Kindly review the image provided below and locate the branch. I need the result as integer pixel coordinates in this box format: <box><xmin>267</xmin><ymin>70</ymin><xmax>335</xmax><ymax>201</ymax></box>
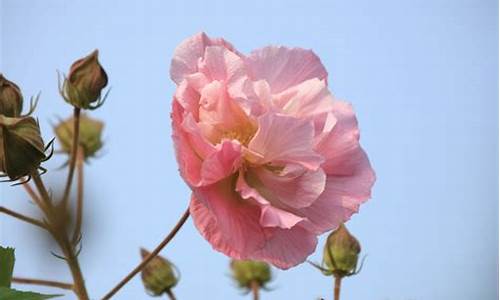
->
<box><xmin>12</xmin><ymin>277</ymin><xmax>73</xmax><ymax>290</ymax></box>
<box><xmin>101</xmin><ymin>208</ymin><xmax>190</xmax><ymax>300</ymax></box>
<box><xmin>0</xmin><ymin>206</ymin><xmax>46</xmax><ymax>229</ymax></box>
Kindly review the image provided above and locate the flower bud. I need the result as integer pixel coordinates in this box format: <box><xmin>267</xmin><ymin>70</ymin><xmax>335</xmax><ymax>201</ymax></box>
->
<box><xmin>230</xmin><ymin>259</ymin><xmax>272</xmax><ymax>290</ymax></box>
<box><xmin>0</xmin><ymin>116</ymin><xmax>50</xmax><ymax>180</ymax></box>
<box><xmin>0</xmin><ymin>74</ymin><xmax>23</xmax><ymax>117</ymax></box>
<box><xmin>54</xmin><ymin>115</ymin><xmax>103</xmax><ymax>160</ymax></box>
<box><xmin>322</xmin><ymin>224</ymin><xmax>361</xmax><ymax>277</ymax></box>
<box><xmin>61</xmin><ymin>50</ymin><xmax>108</xmax><ymax>109</ymax></box>
<box><xmin>140</xmin><ymin>248</ymin><xmax>179</xmax><ymax>296</ymax></box>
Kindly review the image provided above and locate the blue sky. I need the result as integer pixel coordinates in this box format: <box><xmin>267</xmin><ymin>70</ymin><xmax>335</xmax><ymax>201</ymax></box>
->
<box><xmin>0</xmin><ymin>0</ymin><xmax>498</xmax><ymax>299</ymax></box>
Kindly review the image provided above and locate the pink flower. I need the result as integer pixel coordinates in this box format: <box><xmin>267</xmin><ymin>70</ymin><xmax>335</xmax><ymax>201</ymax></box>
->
<box><xmin>170</xmin><ymin>33</ymin><xmax>375</xmax><ymax>269</ymax></box>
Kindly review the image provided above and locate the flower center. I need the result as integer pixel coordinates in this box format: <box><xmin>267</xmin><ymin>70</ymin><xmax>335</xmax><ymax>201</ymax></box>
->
<box><xmin>220</xmin><ymin>125</ymin><xmax>257</xmax><ymax>146</ymax></box>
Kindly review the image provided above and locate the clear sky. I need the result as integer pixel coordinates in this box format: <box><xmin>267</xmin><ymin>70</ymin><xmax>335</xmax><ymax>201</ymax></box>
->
<box><xmin>0</xmin><ymin>0</ymin><xmax>498</xmax><ymax>299</ymax></box>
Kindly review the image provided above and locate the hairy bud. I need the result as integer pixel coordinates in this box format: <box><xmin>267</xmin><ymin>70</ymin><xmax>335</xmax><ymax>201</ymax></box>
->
<box><xmin>0</xmin><ymin>116</ymin><xmax>52</xmax><ymax>180</ymax></box>
<box><xmin>140</xmin><ymin>248</ymin><xmax>179</xmax><ymax>296</ymax></box>
<box><xmin>60</xmin><ymin>50</ymin><xmax>108</xmax><ymax>109</ymax></box>
<box><xmin>0</xmin><ymin>74</ymin><xmax>23</xmax><ymax>117</ymax></box>
<box><xmin>230</xmin><ymin>259</ymin><xmax>272</xmax><ymax>291</ymax></box>
<box><xmin>54</xmin><ymin>114</ymin><xmax>103</xmax><ymax>160</ymax></box>
<box><xmin>322</xmin><ymin>224</ymin><xmax>361</xmax><ymax>277</ymax></box>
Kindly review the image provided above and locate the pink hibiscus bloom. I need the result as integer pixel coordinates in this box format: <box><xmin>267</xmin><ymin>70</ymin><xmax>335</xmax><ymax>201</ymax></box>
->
<box><xmin>170</xmin><ymin>33</ymin><xmax>375</xmax><ymax>269</ymax></box>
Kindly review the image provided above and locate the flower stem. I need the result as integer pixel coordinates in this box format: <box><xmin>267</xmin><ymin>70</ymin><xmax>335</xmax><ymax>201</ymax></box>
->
<box><xmin>30</xmin><ymin>171</ymin><xmax>90</xmax><ymax>300</ymax></box>
<box><xmin>251</xmin><ymin>281</ymin><xmax>260</xmax><ymax>300</ymax></box>
<box><xmin>165</xmin><ymin>289</ymin><xmax>177</xmax><ymax>300</ymax></box>
<box><xmin>100</xmin><ymin>208</ymin><xmax>190</xmax><ymax>300</ymax></box>
<box><xmin>334</xmin><ymin>275</ymin><xmax>342</xmax><ymax>300</ymax></box>
<box><xmin>62</xmin><ymin>107</ymin><xmax>81</xmax><ymax>208</ymax></box>
<box><xmin>71</xmin><ymin>146</ymin><xmax>85</xmax><ymax>244</ymax></box>
<box><xmin>12</xmin><ymin>277</ymin><xmax>73</xmax><ymax>290</ymax></box>
<box><xmin>0</xmin><ymin>206</ymin><xmax>46</xmax><ymax>229</ymax></box>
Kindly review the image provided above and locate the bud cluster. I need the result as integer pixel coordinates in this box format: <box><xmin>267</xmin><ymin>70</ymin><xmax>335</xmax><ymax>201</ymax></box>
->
<box><xmin>0</xmin><ymin>75</ymin><xmax>51</xmax><ymax>181</ymax></box>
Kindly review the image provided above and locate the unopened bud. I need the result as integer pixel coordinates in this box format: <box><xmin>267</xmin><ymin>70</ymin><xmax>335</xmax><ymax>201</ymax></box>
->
<box><xmin>0</xmin><ymin>74</ymin><xmax>23</xmax><ymax>117</ymax></box>
<box><xmin>60</xmin><ymin>50</ymin><xmax>108</xmax><ymax>109</ymax></box>
<box><xmin>54</xmin><ymin>115</ymin><xmax>103</xmax><ymax>160</ymax></box>
<box><xmin>230</xmin><ymin>259</ymin><xmax>272</xmax><ymax>290</ymax></box>
<box><xmin>0</xmin><ymin>116</ymin><xmax>51</xmax><ymax>180</ymax></box>
<box><xmin>323</xmin><ymin>224</ymin><xmax>361</xmax><ymax>277</ymax></box>
<box><xmin>140</xmin><ymin>248</ymin><xmax>179</xmax><ymax>296</ymax></box>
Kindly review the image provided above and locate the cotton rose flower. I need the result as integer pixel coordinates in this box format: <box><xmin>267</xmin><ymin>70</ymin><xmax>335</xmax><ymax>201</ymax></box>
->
<box><xmin>170</xmin><ymin>33</ymin><xmax>375</xmax><ymax>269</ymax></box>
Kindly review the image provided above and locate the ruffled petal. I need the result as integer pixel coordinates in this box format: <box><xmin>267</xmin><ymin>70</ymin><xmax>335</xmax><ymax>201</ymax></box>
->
<box><xmin>250</xmin><ymin>226</ymin><xmax>318</xmax><ymax>269</ymax></box>
<box><xmin>299</xmin><ymin>150</ymin><xmax>375</xmax><ymax>234</ymax></box>
<box><xmin>273</xmin><ymin>78</ymin><xmax>334</xmax><ymax>119</ymax></box>
<box><xmin>192</xmin><ymin>178</ymin><xmax>266</xmax><ymax>257</ymax></box>
<box><xmin>170</xmin><ymin>32</ymin><xmax>240</xmax><ymax>84</ymax></box>
<box><xmin>250</xmin><ymin>165</ymin><xmax>326</xmax><ymax>209</ymax></box>
<box><xmin>171</xmin><ymin>101</ymin><xmax>203</xmax><ymax>187</ymax></box>
<box><xmin>248</xmin><ymin>112</ymin><xmax>323</xmax><ymax>170</ymax></box>
<box><xmin>245</xmin><ymin>46</ymin><xmax>328</xmax><ymax>93</ymax></box>
<box><xmin>236</xmin><ymin>171</ymin><xmax>304</xmax><ymax>229</ymax></box>
<box><xmin>199</xmin><ymin>140</ymin><xmax>242</xmax><ymax>186</ymax></box>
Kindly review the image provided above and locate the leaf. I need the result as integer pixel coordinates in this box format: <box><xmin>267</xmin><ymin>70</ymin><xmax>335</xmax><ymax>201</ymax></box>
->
<box><xmin>0</xmin><ymin>247</ymin><xmax>15</xmax><ymax>287</ymax></box>
<box><xmin>0</xmin><ymin>287</ymin><xmax>61</xmax><ymax>299</ymax></box>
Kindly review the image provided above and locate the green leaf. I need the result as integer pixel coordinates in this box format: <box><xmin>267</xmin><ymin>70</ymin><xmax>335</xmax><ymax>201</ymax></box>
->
<box><xmin>0</xmin><ymin>287</ymin><xmax>61</xmax><ymax>299</ymax></box>
<box><xmin>0</xmin><ymin>247</ymin><xmax>15</xmax><ymax>287</ymax></box>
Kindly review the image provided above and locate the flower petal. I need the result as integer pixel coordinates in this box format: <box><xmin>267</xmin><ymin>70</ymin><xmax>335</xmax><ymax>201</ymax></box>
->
<box><xmin>192</xmin><ymin>178</ymin><xmax>266</xmax><ymax>257</ymax></box>
<box><xmin>199</xmin><ymin>140</ymin><xmax>242</xmax><ymax>186</ymax></box>
<box><xmin>236</xmin><ymin>171</ymin><xmax>304</xmax><ymax>229</ymax></box>
<box><xmin>248</xmin><ymin>112</ymin><xmax>323</xmax><ymax>169</ymax></box>
<box><xmin>170</xmin><ymin>32</ymin><xmax>240</xmax><ymax>84</ymax></box>
<box><xmin>273</xmin><ymin>78</ymin><xmax>334</xmax><ymax>119</ymax></box>
<box><xmin>250</xmin><ymin>165</ymin><xmax>326</xmax><ymax>209</ymax></box>
<box><xmin>250</xmin><ymin>226</ymin><xmax>318</xmax><ymax>269</ymax></box>
<box><xmin>300</xmin><ymin>150</ymin><xmax>375</xmax><ymax>234</ymax></box>
<box><xmin>246</xmin><ymin>46</ymin><xmax>328</xmax><ymax>93</ymax></box>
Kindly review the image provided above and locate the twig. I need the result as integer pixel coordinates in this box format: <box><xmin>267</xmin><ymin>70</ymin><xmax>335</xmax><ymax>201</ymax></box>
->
<box><xmin>0</xmin><ymin>206</ymin><xmax>46</xmax><ymax>229</ymax></box>
<box><xmin>101</xmin><ymin>208</ymin><xmax>190</xmax><ymax>300</ymax></box>
<box><xmin>12</xmin><ymin>277</ymin><xmax>73</xmax><ymax>290</ymax></box>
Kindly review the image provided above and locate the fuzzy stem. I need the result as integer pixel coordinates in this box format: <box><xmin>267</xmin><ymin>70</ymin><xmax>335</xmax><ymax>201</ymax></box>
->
<box><xmin>0</xmin><ymin>206</ymin><xmax>46</xmax><ymax>229</ymax></box>
<box><xmin>334</xmin><ymin>276</ymin><xmax>342</xmax><ymax>300</ymax></box>
<box><xmin>12</xmin><ymin>277</ymin><xmax>73</xmax><ymax>290</ymax></box>
<box><xmin>251</xmin><ymin>281</ymin><xmax>260</xmax><ymax>300</ymax></box>
<box><xmin>71</xmin><ymin>146</ymin><xmax>84</xmax><ymax>244</ymax></box>
<box><xmin>62</xmin><ymin>107</ymin><xmax>81</xmax><ymax>208</ymax></box>
<box><xmin>31</xmin><ymin>171</ymin><xmax>89</xmax><ymax>300</ymax></box>
<box><xmin>101</xmin><ymin>208</ymin><xmax>190</xmax><ymax>300</ymax></box>
<box><xmin>165</xmin><ymin>289</ymin><xmax>177</xmax><ymax>300</ymax></box>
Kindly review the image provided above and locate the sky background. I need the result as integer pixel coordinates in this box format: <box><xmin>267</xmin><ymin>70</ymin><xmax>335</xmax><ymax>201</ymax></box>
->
<box><xmin>0</xmin><ymin>0</ymin><xmax>498</xmax><ymax>299</ymax></box>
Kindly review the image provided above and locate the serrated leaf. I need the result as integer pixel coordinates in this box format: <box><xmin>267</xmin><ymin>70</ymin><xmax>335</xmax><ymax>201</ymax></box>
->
<box><xmin>0</xmin><ymin>287</ymin><xmax>61</xmax><ymax>299</ymax></box>
<box><xmin>0</xmin><ymin>247</ymin><xmax>15</xmax><ymax>287</ymax></box>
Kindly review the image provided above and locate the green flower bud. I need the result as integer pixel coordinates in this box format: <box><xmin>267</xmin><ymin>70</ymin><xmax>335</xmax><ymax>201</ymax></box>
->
<box><xmin>140</xmin><ymin>248</ymin><xmax>179</xmax><ymax>296</ymax></box>
<box><xmin>323</xmin><ymin>224</ymin><xmax>361</xmax><ymax>277</ymax></box>
<box><xmin>60</xmin><ymin>50</ymin><xmax>108</xmax><ymax>109</ymax></box>
<box><xmin>0</xmin><ymin>74</ymin><xmax>23</xmax><ymax>117</ymax></box>
<box><xmin>230</xmin><ymin>259</ymin><xmax>272</xmax><ymax>290</ymax></box>
<box><xmin>0</xmin><ymin>116</ymin><xmax>51</xmax><ymax>180</ymax></box>
<box><xmin>54</xmin><ymin>115</ymin><xmax>104</xmax><ymax>160</ymax></box>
